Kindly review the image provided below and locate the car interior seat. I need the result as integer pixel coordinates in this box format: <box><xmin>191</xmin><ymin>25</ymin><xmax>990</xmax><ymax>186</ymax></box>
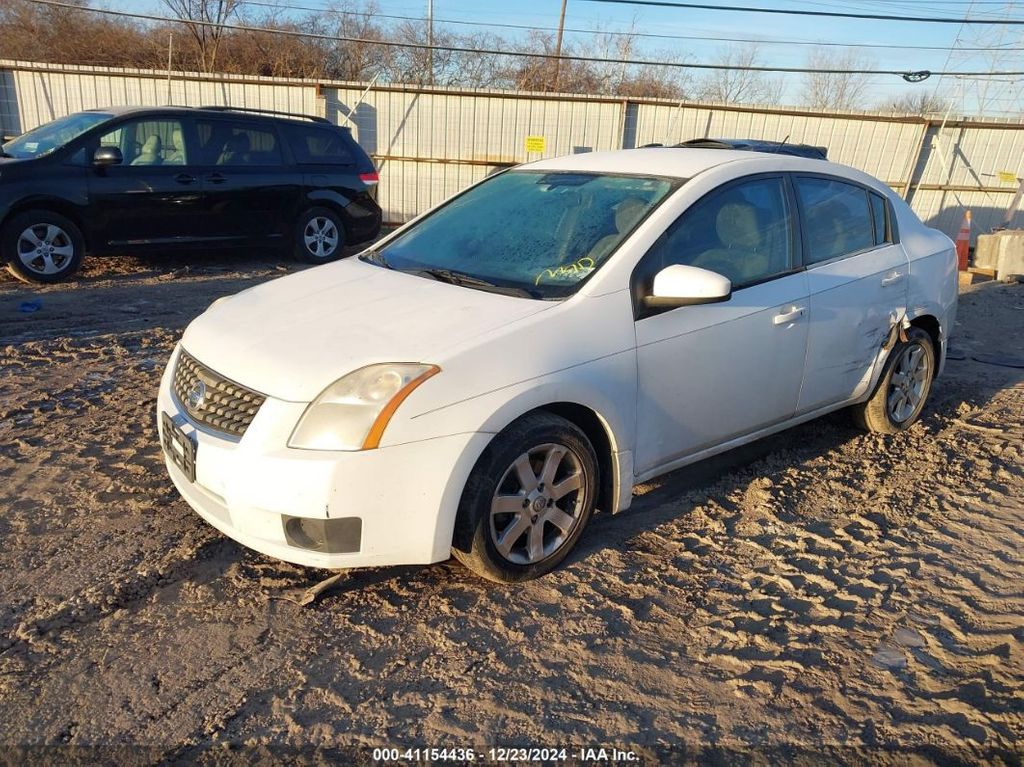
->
<box><xmin>690</xmin><ymin>201</ymin><xmax>769</xmax><ymax>285</ymax></box>
<box><xmin>587</xmin><ymin>197</ymin><xmax>648</xmax><ymax>261</ymax></box>
<box><xmin>162</xmin><ymin>128</ymin><xmax>186</xmax><ymax>165</ymax></box>
<box><xmin>805</xmin><ymin>201</ymin><xmax>850</xmax><ymax>262</ymax></box>
<box><xmin>131</xmin><ymin>135</ymin><xmax>163</xmax><ymax>166</ymax></box>
<box><xmin>217</xmin><ymin>133</ymin><xmax>250</xmax><ymax>165</ymax></box>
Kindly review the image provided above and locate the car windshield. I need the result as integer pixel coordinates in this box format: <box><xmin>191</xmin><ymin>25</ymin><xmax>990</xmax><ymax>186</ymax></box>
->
<box><xmin>2</xmin><ymin>111</ymin><xmax>113</xmax><ymax>159</ymax></box>
<box><xmin>367</xmin><ymin>170</ymin><xmax>678</xmax><ymax>299</ymax></box>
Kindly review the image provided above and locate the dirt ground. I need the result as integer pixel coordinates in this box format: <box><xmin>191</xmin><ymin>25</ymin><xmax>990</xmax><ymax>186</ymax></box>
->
<box><xmin>0</xmin><ymin>251</ymin><xmax>1021</xmax><ymax>765</ymax></box>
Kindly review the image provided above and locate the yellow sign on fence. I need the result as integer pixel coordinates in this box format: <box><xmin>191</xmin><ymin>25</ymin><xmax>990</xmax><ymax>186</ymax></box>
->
<box><xmin>998</xmin><ymin>171</ymin><xmax>1019</xmax><ymax>184</ymax></box>
<box><xmin>525</xmin><ymin>135</ymin><xmax>546</xmax><ymax>154</ymax></box>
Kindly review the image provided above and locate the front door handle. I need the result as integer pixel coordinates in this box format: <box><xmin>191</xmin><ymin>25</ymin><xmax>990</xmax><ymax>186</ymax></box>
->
<box><xmin>881</xmin><ymin>271</ymin><xmax>906</xmax><ymax>287</ymax></box>
<box><xmin>205</xmin><ymin>172</ymin><xmax>227</xmax><ymax>184</ymax></box>
<box><xmin>773</xmin><ymin>306</ymin><xmax>806</xmax><ymax>325</ymax></box>
<box><xmin>174</xmin><ymin>173</ymin><xmax>197</xmax><ymax>185</ymax></box>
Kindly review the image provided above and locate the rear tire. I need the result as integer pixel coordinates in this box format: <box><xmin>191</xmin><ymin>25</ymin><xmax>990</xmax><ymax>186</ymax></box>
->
<box><xmin>293</xmin><ymin>207</ymin><xmax>347</xmax><ymax>264</ymax></box>
<box><xmin>853</xmin><ymin>327</ymin><xmax>935</xmax><ymax>434</ymax></box>
<box><xmin>2</xmin><ymin>210</ymin><xmax>85</xmax><ymax>283</ymax></box>
<box><xmin>452</xmin><ymin>412</ymin><xmax>599</xmax><ymax>583</ymax></box>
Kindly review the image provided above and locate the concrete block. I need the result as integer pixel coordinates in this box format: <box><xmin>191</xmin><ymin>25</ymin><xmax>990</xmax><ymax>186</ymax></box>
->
<box><xmin>974</xmin><ymin>234</ymin><xmax>1001</xmax><ymax>270</ymax></box>
<box><xmin>975</xmin><ymin>231</ymin><xmax>1024</xmax><ymax>280</ymax></box>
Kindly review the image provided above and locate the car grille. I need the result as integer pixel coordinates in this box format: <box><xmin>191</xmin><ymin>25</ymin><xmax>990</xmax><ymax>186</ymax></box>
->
<box><xmin>172</xmin><ymin>348</ymin><xmax>265</xmax><ymax>438</ymax></box>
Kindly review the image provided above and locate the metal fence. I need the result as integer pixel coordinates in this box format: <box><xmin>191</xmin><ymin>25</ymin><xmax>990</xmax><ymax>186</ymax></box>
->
<box><xmin>2</xmin><ymin>59</ymin><xmax>1022</xmax><ymax>240</ymax></box>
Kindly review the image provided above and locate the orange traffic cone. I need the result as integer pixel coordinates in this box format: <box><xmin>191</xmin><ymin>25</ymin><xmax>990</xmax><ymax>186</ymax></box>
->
<box><xmin>955</xmin><ymin>210</ymin><xmax>971</xmax><ymax>271</ymax></box>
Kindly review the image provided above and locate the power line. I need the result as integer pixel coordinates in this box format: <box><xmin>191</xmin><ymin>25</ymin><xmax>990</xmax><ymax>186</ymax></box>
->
<box><xmin>227</xmin><ymin>0</ymin><xmax>1019</xmax><ymax>53</ymax></box>
<box><xmin>579</xmin><ymin>0</ymin><xmax>1024</xmax><ymax>24</ymax></box>
<box><xmin>20</xmin><ymin>0</ymin><xmax>1024</xmax><ymax>78</ymax></box>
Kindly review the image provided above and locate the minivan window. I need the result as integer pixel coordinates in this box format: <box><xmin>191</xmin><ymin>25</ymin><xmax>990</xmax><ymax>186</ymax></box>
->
<box><xmin>197</xmin><ymin>120</ymin><xmax>282</xmax><ymax>166</ymax></box>
<box><xmin>288</xmin><ymin>126</ymin><xmax>355</xmax><ymax>165</ymax></box>
<box><xmin>97</xmin><ymin>119</ymin><xmax>188</xmax><ymax>166</ymax></box>
<box><xmin>641</xmin><ymin>176</ymin><xmax>795</xmax><ymax>288</ymax></box>
<box><xmin>371</xmin><ymin>171</ymin><xmax>676</xmax><ymax>299</ymax></box>
<box><xmin>796</xmin><ymin>177</ymin><xmax>875</xmax><ymax>264</ymax></box>
<box><xmin>2</xmin><ymin>111</ymin><xmax>112</xmax><ymax>159</ymax></box>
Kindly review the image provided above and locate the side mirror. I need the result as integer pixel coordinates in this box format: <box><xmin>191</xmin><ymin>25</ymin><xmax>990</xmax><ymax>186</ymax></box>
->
<box><xmin>644</xmin><ymin>264</ymin><xmax>732</xmax><ymax>308</ymax></box>
<box><xmin>92</xmin><ymin>146</ymin><xmax>123</xmax><ymax>167</ymax></box>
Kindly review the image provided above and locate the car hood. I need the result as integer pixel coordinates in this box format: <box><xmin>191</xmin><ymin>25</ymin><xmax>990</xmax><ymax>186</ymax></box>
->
<box><xmin>180</xmin><ymin>258</ymin><xmax>555</xmax><ymax>402</ymax></box>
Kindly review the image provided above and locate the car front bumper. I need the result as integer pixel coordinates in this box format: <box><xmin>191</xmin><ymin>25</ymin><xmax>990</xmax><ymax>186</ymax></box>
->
<box><xmin>156</xmin><ymin>352</ymin><xmax>489</xmax><ymax>569</ymax></box>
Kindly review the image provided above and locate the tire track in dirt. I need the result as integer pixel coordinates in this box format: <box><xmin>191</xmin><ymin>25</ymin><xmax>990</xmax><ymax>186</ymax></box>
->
<box><xmin>0</xmin><ymin>268</ymin><xmax>1021</xmax><ymax>760</ymax></box>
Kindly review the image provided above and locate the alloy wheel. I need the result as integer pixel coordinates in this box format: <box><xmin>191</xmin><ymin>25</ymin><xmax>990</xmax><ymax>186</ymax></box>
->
<box><xmin>489</xmin><ymin>442</ymin><xmax>587</xmax><ymax>565</ymax></box>
<box><xmin>303</xmin><ymin>216</ymin><xmax>340</xmax><ymax>259</ymax></box>
<box><xmin>17</xmin><ymin>224</ymin><xmax>74</xmax><ymax>275</ymax></box>
<box><xmin>887</xmin><ymin>343</ymin><xmax>930</xmax><ymax>423</ymax></box>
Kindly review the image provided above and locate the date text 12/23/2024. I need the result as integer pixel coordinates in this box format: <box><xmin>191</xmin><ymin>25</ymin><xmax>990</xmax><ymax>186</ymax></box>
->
<box><xmin>373</xmin><ymin>746</ymin><xmax>640</xmax><ymax>762</ymax></box>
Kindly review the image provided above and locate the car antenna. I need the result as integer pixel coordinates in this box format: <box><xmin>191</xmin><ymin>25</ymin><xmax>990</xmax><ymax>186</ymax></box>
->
<box><xmin>775</xmin><ymin>135</ymin><xmax>791</xmax><ymax>153</ymax></box>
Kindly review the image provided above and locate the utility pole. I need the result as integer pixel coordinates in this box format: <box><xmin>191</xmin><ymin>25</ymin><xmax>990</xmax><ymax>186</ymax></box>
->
<box><xmin>427</xmin><ymin>0</ymin><xmax>434</xmax><ymax>86</ymax></box>
<box><xmin>166</xmin><ymin>34</ymin><xmax>174</xmax><ymax>104</ymax></box>
<box><xmin>553</xmin><ymin>0</ymin><xmax>567</xmax><ymax>92</ymax></box>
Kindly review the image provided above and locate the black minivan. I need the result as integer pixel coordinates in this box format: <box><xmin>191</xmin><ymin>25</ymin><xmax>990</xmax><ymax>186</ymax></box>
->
<box><xmin>0</xmin><ymin>106</ymin><xmax>382</xmax><ymax>283</ymax></box>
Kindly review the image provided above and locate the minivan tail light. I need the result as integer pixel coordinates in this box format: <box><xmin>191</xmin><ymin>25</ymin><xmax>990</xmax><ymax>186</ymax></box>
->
<box><xmin>359</xmin><ymin>171</ymin><xmax>379</xmax><ymax>185</ymax></box>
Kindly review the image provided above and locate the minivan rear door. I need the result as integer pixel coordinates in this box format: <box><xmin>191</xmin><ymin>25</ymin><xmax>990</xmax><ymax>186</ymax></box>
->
<box><xmin>193</xmin><ymin>118</ymin><xmax>302</xmax><ymax>245</ymax></box>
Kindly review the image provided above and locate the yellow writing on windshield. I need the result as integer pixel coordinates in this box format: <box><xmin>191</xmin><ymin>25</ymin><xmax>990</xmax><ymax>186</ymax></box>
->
<box><xmin>535</xmin><ymin>257</ymin><xmax>595</xmax><ymax>285</ymax></box>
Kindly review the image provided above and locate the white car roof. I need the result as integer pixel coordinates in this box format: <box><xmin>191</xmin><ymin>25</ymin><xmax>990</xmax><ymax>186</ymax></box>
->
<box><xmin>524</xmin><ymin>147</ymin><xmax>817</xmax><ymax>180</ymax></box>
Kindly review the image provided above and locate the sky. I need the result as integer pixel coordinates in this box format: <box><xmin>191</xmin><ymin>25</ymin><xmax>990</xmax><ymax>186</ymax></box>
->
<box><xmin>118</xmin><ymin>0</ymin><xmax>1024</xmax><ymax>115</ymax></box>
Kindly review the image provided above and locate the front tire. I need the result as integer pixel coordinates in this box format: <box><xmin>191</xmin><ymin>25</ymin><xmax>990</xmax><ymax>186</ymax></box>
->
<box><xmin>452</xmin><ymin>412</ymin><xmax>599</xmax><ymax>583</ymax></box>
<box><xmin>853</xmin><ymin>327</ymin><xmax>935</xmax><ymax>434</ymax></box>
<box><xmin>293</xmin><ymin>207</ymin><xmax>346</xmax><ymax>264</ymax></box>
<box><xmin>2</xmin><ymin>210</ymin><xmax>85</xmax><ymax>283</ymax></box>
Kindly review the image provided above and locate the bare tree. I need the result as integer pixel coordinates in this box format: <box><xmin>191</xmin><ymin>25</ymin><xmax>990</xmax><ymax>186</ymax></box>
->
<box><xmin>695</xmin><ymin>45</ymin><xmax>782</xmax><ymax>105</ymax></box>
<box><xmin>584</xmin><ymin>24</ymin><xmax>691</xmax><ymax>99</ymax></box>
<box><xmin>801</xmin><ymin>48</ymin><xmax>870</xmax><ymax>111</ymax></box>
<box><xmin>319</xmin><ymin>0</ymin><xmax>390</xmax><ymax>82</ymax></box>
<box><xmin>161</xmin><ymin>0</ymin><xmax>239</xmax><ymax>72</ymax></box>
<box><xmin>0</xmin><ymin>0</ymin><xmax>163</xmax><ymax>68</ymax></box>
<box><xmin>880</xmin><ymin>91</ymin><xmax>950</xmax><ymax>115</ymax></box>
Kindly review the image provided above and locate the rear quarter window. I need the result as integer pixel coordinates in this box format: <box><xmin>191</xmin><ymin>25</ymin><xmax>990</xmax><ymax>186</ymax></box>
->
<box><xmin>287</xmin><ymin>126</ymin><xmax>356</xmax><ymax>165</ymax></box>
<box><xmin>869</xmin><ymin>192</ymin><xmax>892</xmax><ymax>245</ymax></box>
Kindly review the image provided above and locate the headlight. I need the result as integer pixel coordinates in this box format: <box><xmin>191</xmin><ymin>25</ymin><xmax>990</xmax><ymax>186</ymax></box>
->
<box><xmin>288</xmin><ymin>363</ymin><xmax>440</xmax><ymax>451</ymax></box>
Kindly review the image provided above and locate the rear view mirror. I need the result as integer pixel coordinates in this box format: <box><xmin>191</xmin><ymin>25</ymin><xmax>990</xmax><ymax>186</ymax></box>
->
<box><xmin>92</xmin><ymin>146</ymin><xmax>123</xmax><ymax>167</ymax></box>
<box><xmin>644</xmin><ymin>264</ymin><xmax>732</xmax><ymax>308</ymax></box>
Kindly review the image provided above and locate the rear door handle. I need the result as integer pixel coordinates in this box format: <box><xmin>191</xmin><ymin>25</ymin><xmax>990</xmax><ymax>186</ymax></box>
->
<box><xmin>174</xmin><ymin>173</ymin><xmax>197</xmax><ymax>185</ymax></box>
<box><xmin>773</xmin><ymin>306</ymin><xmax>806</xmax><ymax>325</ymax></box>
<box><xmin>881</xmin><ymin>271</ymin><xmax>905</xmax><ymax>286</ymax></box>
<box><xmin>205</xmin><ymin>173</ymin><xmax>227</xmax><ymax>184</ymax></box>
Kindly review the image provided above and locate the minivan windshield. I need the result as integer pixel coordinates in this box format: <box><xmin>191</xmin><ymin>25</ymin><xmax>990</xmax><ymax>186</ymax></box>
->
<box><xmin>2</xmin><ymin>111</ymin><xmax>112</xmax><ymax>159</ymax></box>
<box><xmin>366</xmin><ymin>170</ymin><xmax>678</xmax><ymax>299</ymax></box>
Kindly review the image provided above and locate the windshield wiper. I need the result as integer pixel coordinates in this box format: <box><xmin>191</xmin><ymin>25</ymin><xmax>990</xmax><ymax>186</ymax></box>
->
<box><xmin>416</xmin><ymin>268</ymin><xmax>542</xmax><ymax>299</ymax></box>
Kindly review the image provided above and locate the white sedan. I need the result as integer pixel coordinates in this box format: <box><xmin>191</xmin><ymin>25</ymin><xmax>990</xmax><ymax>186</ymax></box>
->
<box><xmin>157</xmin><ymin>148</ymin><xmax>958</xmax><ymax>582</ymax></box>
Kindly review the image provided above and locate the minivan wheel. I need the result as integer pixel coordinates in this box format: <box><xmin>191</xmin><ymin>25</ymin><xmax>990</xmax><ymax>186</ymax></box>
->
<box><xmin>853</xmin><ymin>327</ymin><xmax>935</xmax><ymax>434</ymax></box>
<box><xmin>294</xmin><ymin>207</ymin><xmax>346</xmax><ymax>264</ymax></box>
<box><xmin>452</xmin><ymin>412</ymin><xmax>599</xmax><ymax>583</ymax></box>
<box><xmin>2</xmin><ymin>210</ymin><xmax>85</xmax><ymax>283</ymax></box>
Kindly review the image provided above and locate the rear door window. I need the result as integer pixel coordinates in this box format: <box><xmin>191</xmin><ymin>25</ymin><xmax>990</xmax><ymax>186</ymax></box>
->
<box><xmin>795</xmin><ymin>177</ymin><xmax>875</xmax><ymax>264</ymax></box>
<box><xmin>287</xmin><ymin>125</ymin><xmax>355</xmax><ymax>165</ymax></box>
<box><xmin>197</xmin><ymin>120</ymin><xmax>283</xmax><ymax>166</ymax></box>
